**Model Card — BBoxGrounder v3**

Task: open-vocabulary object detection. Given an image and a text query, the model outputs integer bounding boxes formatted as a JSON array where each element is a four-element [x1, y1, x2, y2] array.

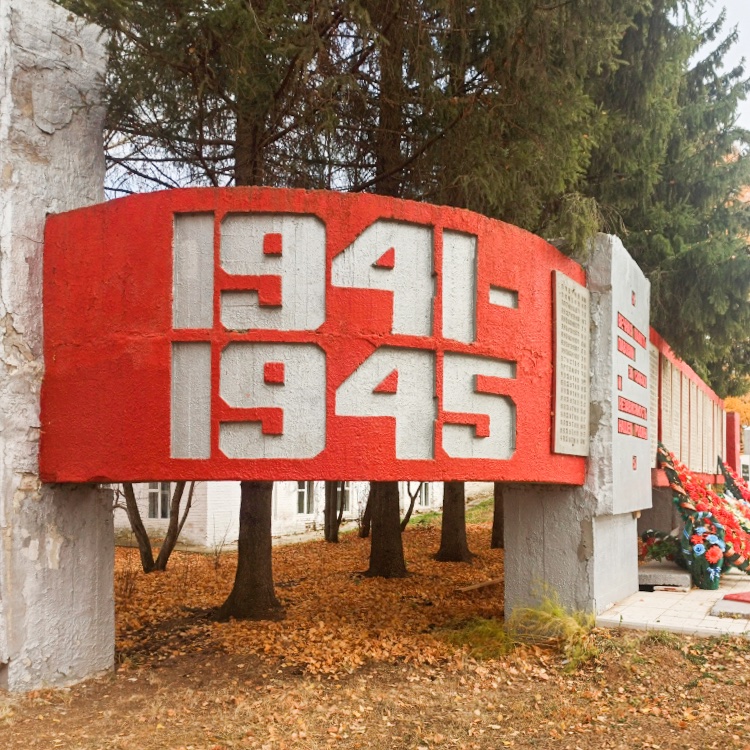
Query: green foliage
[[464, 497, 494, 525], [582, 2, 750, 395], [56, 0, 750, 391], [408, 510, 441, 528], [639, 529, 681, 563], [443, 589, 599, 670], [507, 589, 599, 671]]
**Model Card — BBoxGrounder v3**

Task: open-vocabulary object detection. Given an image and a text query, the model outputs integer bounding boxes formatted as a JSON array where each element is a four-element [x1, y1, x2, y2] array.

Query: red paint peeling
[[41, 187, 587, 483]]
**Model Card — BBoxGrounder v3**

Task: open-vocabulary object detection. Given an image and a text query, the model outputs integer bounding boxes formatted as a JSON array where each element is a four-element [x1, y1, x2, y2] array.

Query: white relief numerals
[[220, 214, 326, 331], [331, 220, 434, 336], [219, 342, 326, 459], [442, 353, 516, 459], [335, 347, 436, 460]]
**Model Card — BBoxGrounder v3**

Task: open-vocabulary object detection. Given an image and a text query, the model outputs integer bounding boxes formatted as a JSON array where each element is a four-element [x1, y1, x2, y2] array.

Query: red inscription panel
[[627, 365, 647, 389], [617, 336, 636, 361], [41, 188, 586, 483]]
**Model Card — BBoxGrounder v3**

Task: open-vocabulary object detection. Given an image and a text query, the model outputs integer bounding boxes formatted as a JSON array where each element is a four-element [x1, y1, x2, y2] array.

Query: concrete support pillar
[[504, 235, 652, 616], [0, 0, 113, 690]]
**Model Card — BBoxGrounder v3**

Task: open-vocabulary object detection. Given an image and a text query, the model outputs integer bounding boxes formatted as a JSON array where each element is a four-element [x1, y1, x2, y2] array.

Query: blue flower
[[695, 527, 707, 535], [707, 534, 719, 545], [717, 540, 726, 551], [693, 543, 706, 555]]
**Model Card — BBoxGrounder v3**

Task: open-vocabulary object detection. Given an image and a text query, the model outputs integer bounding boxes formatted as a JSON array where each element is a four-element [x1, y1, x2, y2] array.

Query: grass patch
[[441, 618, 514, 660], [465, 496, 494, 525], [441, 589, 599, 671], [508, 591, 598, 671], [640, 630, 683, 649], [409, 510, 441, 527]]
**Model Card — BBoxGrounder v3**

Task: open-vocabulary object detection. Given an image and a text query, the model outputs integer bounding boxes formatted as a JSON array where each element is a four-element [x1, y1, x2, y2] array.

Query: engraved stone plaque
[[690, 381, 699, 470], [671, 367, 681, 461], [681, 375, 690, 462], [703, 393, 712, 473], [589, 236, 658, 515], [553, 271, 590, 456], [661, 358, 672, 451], [649, 344, 659, 468]]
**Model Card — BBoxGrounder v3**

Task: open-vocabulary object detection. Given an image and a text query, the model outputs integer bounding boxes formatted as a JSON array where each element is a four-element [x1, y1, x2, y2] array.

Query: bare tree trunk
[[367, 0, 404, 197], [324, 480, 341, 543], [217, 481, 284, 621], [491, 482, 505, 549], [359, 485, 373, 538], [337, 486, 345, 526], [435, 481, 473, 562], [400, 482, 422, 531], [122, 482, 155, 573], [153, 481, 186, 570], [365, 481, 407, 577]]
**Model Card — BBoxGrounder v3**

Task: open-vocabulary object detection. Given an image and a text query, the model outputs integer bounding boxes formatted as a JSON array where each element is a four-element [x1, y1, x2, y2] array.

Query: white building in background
[[113, 481, 443, 549]]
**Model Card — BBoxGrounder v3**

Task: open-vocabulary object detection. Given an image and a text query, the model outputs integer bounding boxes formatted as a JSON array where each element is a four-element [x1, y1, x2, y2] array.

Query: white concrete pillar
[[504, 235, 653, 615], [0, 0, 113, 690]]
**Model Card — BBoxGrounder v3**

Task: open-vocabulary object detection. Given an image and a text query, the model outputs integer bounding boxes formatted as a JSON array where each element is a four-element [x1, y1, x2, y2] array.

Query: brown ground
[[3, 515, 750, 749]]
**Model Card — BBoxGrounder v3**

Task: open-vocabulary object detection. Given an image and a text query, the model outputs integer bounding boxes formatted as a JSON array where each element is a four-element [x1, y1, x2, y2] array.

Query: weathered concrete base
[[637, 487, 681, 536], [0, 0, 112, 691], [710, 599, 750, 618], [503, 485, 639, 615], [637, 560, 691, 589], [0, 483, 114, 691]]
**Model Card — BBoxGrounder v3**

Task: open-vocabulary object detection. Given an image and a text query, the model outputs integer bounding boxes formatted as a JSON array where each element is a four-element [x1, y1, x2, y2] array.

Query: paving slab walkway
[[597, 567, 750, 637]]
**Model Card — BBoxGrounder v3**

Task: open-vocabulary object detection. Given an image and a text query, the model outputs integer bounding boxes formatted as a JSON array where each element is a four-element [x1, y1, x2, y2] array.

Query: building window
[[148, 482, 170, 519], [337, 482, 350, 513], [297, 481, 314, 514], [419, 483, 431, 507]]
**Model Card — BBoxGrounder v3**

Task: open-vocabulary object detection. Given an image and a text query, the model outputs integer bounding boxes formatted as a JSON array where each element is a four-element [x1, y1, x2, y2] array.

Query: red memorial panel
[[41, 188, 586, 483]]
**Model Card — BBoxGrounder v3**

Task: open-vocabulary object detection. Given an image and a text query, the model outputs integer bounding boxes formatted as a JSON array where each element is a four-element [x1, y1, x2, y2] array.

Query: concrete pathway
[[597, 568, 750, 637]]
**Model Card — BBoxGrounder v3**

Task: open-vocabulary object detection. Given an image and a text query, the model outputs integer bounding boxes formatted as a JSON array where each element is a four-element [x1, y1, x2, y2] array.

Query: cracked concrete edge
[[0, 0, 113, 691]]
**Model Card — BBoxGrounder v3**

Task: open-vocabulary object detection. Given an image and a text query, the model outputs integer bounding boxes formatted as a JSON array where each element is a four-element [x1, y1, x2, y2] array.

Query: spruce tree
[[582, 3, 750, 395]]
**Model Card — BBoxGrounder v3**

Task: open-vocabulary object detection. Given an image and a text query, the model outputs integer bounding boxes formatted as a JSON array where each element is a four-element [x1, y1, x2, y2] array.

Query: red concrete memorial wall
[[650, 329, 725, 484], [41, 188, 586, 483]]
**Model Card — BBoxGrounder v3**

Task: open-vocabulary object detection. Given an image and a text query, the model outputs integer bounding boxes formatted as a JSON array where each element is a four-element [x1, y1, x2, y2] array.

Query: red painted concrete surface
[[726, 412, 741, 474], [41, 188, 587, 483]]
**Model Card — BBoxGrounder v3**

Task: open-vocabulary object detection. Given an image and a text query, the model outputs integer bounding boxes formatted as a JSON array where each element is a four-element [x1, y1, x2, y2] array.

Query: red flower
[[690, 534, 704, 546], [706, 546, 723, 565]]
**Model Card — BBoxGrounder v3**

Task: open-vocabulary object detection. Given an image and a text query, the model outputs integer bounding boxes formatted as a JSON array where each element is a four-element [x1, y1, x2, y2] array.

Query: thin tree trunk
[[324, 480, 341, 543], [400, 482, 422, 531], [122, 482, 155, 573], [365, 481, 407, 577], [368, 0, 404, 197], [154, 481, 187, 570], [176, 480, 196, 538], [337, 485, 346, 526], [359, 485, 373, 538], [435, 481, 473, 562], [491, 482, 505, 549], [217, 481, 284, 621]]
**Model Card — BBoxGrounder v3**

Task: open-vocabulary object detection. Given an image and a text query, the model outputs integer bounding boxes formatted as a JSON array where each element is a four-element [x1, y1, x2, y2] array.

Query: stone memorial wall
[[650, 330, 724, 477]]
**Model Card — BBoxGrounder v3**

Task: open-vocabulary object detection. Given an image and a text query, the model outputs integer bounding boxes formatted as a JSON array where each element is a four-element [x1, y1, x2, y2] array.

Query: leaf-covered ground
[[117, 522, 504, 674], [3, 516, 750, 749]]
